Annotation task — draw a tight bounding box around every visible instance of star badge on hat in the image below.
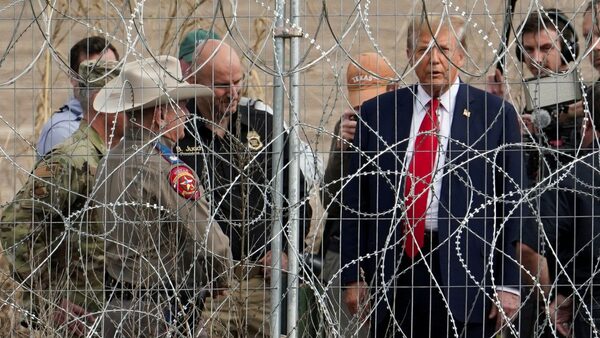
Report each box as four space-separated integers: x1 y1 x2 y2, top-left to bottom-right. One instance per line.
168 166 200 200
247 130 263 151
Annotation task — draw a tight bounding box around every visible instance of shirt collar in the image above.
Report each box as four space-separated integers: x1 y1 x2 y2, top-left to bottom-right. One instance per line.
416 76 461 113
78 120 107 155
126 124 180 151
67 97 84 115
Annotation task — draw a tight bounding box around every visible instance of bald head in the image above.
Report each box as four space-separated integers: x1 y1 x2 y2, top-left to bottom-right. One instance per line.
190 40 244 121
192 40 242 78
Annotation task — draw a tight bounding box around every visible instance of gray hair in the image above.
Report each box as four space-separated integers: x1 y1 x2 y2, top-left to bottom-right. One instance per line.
406 15 468 52
586 0 597 15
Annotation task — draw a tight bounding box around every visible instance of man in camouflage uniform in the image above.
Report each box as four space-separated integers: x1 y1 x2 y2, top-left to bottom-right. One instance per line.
0 242 40 338
37 36 120 159
91 55 231 337
0 59 123 337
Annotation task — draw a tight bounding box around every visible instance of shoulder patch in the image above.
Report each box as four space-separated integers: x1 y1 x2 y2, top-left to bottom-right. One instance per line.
168 166 200 200
33 163 61 179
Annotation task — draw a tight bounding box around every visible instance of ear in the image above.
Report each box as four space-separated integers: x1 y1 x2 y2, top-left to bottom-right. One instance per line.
180 59 191 79
154 106 166 128
406 48 413 66
454 46 466 68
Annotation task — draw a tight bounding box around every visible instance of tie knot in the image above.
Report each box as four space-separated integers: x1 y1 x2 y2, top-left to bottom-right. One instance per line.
429 98 440 112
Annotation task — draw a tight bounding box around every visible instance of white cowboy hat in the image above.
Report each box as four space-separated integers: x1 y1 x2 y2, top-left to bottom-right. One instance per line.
93 55 212 113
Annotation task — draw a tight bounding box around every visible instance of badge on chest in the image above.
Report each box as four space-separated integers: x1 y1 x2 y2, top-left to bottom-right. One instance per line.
247 130 263 151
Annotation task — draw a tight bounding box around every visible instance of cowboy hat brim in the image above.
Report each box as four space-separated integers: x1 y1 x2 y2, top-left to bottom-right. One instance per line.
93 77 212 114
93 55 213 114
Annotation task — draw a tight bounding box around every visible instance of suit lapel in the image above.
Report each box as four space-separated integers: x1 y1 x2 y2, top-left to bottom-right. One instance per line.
448 82 473 152
379 86 415 199
438 83 475 237
394 85 417 155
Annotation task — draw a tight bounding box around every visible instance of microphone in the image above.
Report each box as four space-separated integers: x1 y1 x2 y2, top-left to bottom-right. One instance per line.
531 108 552 129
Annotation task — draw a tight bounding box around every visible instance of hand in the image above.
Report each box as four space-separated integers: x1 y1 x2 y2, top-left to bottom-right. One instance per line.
516 242 551 295
344 281 370 321
259 250 288 281
486 68 506 98
488 291 520 331
336 110 358 150
53 298 95 337
559 101 585 125
520 114 537 135
550 293 573 337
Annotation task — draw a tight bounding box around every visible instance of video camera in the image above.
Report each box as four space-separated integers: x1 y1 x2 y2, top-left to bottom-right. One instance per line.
523 71 584 154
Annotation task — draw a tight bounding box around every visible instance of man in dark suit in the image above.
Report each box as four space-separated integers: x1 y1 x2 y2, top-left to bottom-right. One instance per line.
340 15 528 337
538 84 600 338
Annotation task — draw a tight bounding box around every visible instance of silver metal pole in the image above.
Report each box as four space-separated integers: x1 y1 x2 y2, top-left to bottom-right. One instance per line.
286 0 301 336
270 0 286 336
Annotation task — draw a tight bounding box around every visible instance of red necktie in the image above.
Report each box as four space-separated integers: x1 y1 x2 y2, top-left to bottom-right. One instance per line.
404 98 439 257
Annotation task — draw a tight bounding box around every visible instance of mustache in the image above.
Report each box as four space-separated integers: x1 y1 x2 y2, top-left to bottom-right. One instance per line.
217 95 238 111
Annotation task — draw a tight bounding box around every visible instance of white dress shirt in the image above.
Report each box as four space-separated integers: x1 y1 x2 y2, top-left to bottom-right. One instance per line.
405 77 459 231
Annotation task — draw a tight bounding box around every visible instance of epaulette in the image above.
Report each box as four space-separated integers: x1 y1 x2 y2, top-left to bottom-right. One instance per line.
56 104 70 113
56 104 83 120
154 141 184 165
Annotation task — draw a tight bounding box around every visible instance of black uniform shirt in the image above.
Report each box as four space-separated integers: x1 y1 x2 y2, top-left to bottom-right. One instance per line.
176 99 310 262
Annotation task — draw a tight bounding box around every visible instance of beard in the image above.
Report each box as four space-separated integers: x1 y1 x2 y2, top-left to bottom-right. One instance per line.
216 94 239 119
196 95 239 122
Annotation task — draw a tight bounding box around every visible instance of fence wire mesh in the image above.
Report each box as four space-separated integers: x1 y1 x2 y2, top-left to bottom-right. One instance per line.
0 0 599 337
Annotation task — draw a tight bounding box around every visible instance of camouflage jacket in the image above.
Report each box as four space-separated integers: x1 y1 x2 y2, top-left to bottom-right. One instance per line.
0 242 37 337
0 120 107 312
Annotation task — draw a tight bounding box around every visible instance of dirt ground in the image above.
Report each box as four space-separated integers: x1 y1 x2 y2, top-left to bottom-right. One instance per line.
0 0 594 205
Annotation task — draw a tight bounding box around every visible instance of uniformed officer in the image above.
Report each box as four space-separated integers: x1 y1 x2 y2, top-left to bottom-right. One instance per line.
0 59 122 337
92 55 231 337
0 242 40 337
177 39 312 337
321 53 396 337
36 36 120 159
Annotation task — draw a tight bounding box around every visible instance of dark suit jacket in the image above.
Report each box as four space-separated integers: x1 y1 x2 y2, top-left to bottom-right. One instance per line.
340 82 528 324
540 150 600 299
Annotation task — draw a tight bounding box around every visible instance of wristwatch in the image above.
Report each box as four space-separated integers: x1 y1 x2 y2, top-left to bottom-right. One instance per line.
557 105 568 115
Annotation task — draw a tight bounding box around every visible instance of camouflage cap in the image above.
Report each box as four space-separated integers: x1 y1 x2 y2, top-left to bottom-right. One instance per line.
179 29 221 63
78 59 121 89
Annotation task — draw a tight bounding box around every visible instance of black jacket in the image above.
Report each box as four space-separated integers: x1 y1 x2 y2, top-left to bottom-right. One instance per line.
540 150 600 298
176 99 311 261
